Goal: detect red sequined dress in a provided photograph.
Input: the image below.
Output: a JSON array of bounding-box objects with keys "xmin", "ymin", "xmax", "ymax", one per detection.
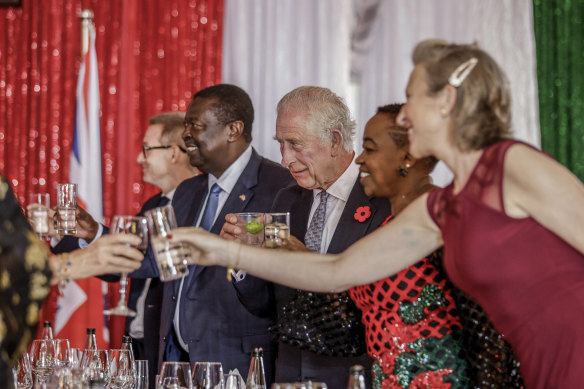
[
  {"xmin": 349, "ymin": 215, "xmax": 470, "ymax": 389},
  {"xmin": 426, "ymin": 139, "xmax": 584, "ymax": 389}
]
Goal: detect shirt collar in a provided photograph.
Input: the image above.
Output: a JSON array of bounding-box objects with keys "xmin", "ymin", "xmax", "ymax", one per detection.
[
  {"xmin": 313, "ymin": 158, "xmax": 359, "ymax": 202},
  {"xmin": 208, "ymin": 145, "xmax": 253, "ymax": 194}
]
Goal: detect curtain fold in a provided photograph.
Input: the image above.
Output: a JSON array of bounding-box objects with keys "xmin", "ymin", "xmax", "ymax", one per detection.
[
  {"xmin": 0, "ymin": 0, "xmax": 223, "ymax": 219},
  {"xmin": 533, "ymin": 0, "xmax": 584, "ymax": 182}
]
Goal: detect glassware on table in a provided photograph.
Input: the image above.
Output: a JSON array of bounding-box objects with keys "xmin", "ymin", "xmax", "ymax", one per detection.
[
  {"xmin": 270, "ymin": 384, "xmax": 308, "ymax": 389},
  {"xmin": 264, "ymin": 212, "xmax": 290, "ymax": 248},
  {"xmin": 56, "ymin": 183, "xmax": 78, "ymax": 235},
  {"xmin": 157, "ymin": 362, "xmax": 192, "ymax": 389},
  {"xmin": 134, "ymin": 359, "xmax": 149, "ymax": 389},
  {"xmin": 224, "ymin": 372, "xmax": 245, "ymax": 389},
  {"xmin": 28, "ymin": 193, "xmax": 51, "ymax": 239},
  {"xmin": 305, "ymin": 383, "xmax": 327, "ymax": 389},
  {"xmin": 108, "ymin": 349, "xmax": 136, "ymax": 389},
  {"xmin": 234, "ymin": 212, "xmax": 265, "ymax": 246},
  {"xmin": 145, "ymin": 205, "xmax": 191, "ymax": 281},
  {"xmin": 69, "ymin": 347, "xmax": 83, "ymax": 369},
  {"xmin": 12, "ymin": 352, "xmax": 33, "ymax": 389},
  {"xmin": 192, "ymin": 362, "xmax": 224, "ymax": 389},
  {"xmin": 80, "ymin": 349, "xmax": 110, "ymax": 380},
  {"xmin": 52, "ymin": 338, "xmax": 72, "ymax": 368},
  {"xmin": 29, "ymin": 339, "xmax": 55, "ymax": 386},
  {"xmin": 46, "ymin": 366, "xmax": 74, "ymax": 388},
  {"xmin": 104, "ymin": 215, "xmax": 148, "ymax": 316}
]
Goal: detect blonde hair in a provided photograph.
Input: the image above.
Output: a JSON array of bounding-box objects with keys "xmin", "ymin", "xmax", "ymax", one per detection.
[{"xmin": 413, "ymin": 39, "xmax": 512, "ymax": 151}]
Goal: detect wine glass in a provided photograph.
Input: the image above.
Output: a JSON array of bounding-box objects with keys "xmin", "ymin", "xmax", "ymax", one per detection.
[
  {"xmin": 157, "ymin": 362, "xmax": 192, "ymax": 389},
  {"xmin": 192, "ymin": 362, "xmax": 223, "ymax": 389},
  {"xmin": 12, "ymin": 352, "xmax": 33, "ymax": 388},
  {"xmin": 104, "ymin": 215, "xmax": 148, "ymax": 316},
  {"xmin": 80, "ymin": 349, "xmax": 110, "ymax": 379},
  {"xmin": 52, "ymin": 338, "xmax": 71, "ymax": 368},
  {"xmin": 69, "ymin": 347, "xmax": 83, "ymax": 368},
  {"xmin": 108, "ymin": 349, "xmax": 136, "ymax": 389},
  {"xmin": 29, "ymin": 339, "xmax": 55, "ymax": 387}
]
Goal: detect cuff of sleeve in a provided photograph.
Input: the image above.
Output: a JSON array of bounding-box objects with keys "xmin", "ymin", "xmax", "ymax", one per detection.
[{"xmin": 79, "ymin": 223, "xmax": 104, "ymax": 248}]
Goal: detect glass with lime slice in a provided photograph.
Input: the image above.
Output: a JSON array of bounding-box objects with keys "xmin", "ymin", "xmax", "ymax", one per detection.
[{"xmin": 235, "ymin": 212, "xmax": 265, "ymax": 246}]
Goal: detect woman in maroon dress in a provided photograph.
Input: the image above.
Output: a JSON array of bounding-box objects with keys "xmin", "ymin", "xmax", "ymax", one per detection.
[{"xmin": 169, "ymin": 40, "xmax": 584, "ymax": 388}]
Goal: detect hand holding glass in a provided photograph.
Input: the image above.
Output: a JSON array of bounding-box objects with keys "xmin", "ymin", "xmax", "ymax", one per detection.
[
  {"xmin": 56, "ymin": 183, "xmax": 78, "ymax": 235},
  {"xmin": 104, "ymin": 215, "xmax": 148, "ymax": 316},
  {"xmin": 145, "ymin": 205, "xmax": 190, "ymax": 281},
  {"xmin": 28, "ymin": 193, "xmax": 51, "ymax": 239},
  {"xmin": 264, "ymin": 212, "xmax": 290, "ymax": 248}
]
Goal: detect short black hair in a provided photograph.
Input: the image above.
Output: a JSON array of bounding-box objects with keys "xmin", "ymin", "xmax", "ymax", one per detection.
[{"xmin": 193, "ymin": 84, "xmax": 254, "ymax": 143}]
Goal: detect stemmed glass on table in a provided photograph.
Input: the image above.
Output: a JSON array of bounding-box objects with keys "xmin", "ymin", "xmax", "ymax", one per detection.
[
  {"xmin": 104, "ymin": 215, "xmax": 148, "ymax": 316},
  {"xmin": 29, "ymin": 339, "xmax": 55, "ymax": 387},
  {"xmin": 192, "ymin": 362, "xmax": 224, "ymax": 389},
  {"xmin": 108, "ymin": 349, "xmax": 136, "ymax": 389}
]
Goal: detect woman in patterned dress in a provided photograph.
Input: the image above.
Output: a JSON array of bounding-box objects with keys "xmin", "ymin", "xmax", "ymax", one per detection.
[{"xmin": 168, "ymin": 40, "xmax": 584, "ymax": 388}]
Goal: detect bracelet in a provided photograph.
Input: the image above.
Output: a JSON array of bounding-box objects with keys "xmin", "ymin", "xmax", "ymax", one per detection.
[
  {"xmin": 57, "ymin": 254, "xmax": 72, "ymax": 295},
  {"xmin": 226, "ymin": 241, "xmax": 242, "ymax": 282}
]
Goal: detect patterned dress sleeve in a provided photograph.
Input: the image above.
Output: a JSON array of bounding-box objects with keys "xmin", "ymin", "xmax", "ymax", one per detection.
[{"xmin": 0, "ymin": 176, "xmax": 51, "ymax": 387}]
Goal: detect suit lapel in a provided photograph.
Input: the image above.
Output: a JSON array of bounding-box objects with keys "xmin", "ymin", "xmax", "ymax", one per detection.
[
  {"xmin": 289, "ymin": 188, "xmax": 313, "ymax": 245},
  {"xmin": 327, "ymin": 178, "xmax": 379, "ymax": 254},
  {"xmin": 189, "ymin": 150, "xmax": 262, "ymax": 282}
]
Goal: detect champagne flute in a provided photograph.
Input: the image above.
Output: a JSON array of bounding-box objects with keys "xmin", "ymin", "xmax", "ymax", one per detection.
[
  {"xmin": 104, "ymin": 215, "xmax": 148, "ymax": 316},
  {"xmin": 29, "ymin": 339, "xmax": 55, "ymax": 387}
]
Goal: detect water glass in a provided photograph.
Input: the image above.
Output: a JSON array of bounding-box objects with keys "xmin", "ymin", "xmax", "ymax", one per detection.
[
  {"xmin": 69, "ymin": 347, "xmax": 83, "ymax": 369},
  {"xmin": 29, "ymin": 339, "xmax": 55, "ymax": 386},
  {"xmin": 79, "ymin": 349, "xmax": 110, "ymax": 379},
  {"xmin": 12, "ymin": 352, "xmax": 33, "ymax": 388},
  {"xmin": 56, "ymin": 183, "xmax": 78, "ymax": 235},
  {"xmin": 52, "ymin": 338, "xmax": 71, "ymax": 368},
  {"xmin": 234, "ymin": 212, "xmax": 265, "ymax": 246},
  {"xmin": 224, "ymin": 372, "xmax": 245, "ymax": 389},
  {"xmin": 134, "ymin": 359, "xmax": 149, "ymax": 389},
  {"xmin": 264, "ymin": 212, "xmax": 290, "ymax": 248},
  {"xmin": 108, "ymin": 349, "xmax": 136, "ymax": 388},
  {"xmin": 157, "ymin": 362, "xmax": 192, "ymax": 389},
  {"xmin": 192, "ymin": 362, "xmax": 223, "ymax": 389},
  {"xmin": 28, "ymin": 193, "xmax": 50, "ymax": 238},
  {"xmin": 145, "ymin": 205, "xmax": 191, "ymax": 281}
]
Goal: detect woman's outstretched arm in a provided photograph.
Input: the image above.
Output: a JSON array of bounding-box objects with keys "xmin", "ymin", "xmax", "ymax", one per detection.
[{"xmin": 170, "ymin": 194, "xmax": 443, "ymax": 292}]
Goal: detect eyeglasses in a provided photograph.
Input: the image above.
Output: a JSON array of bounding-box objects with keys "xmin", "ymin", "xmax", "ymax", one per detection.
[{"xmin": 142, "ymin": 145, "xmax": 187, "ymax": 158}]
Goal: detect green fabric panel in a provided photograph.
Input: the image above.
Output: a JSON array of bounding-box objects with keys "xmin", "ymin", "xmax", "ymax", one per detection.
[{"xmin": 533, "ymin": 0, "xmax": 584, "ymax": 182}]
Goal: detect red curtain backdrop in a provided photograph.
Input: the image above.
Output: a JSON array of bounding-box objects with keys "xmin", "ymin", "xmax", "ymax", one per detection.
[{"xmin": 0, "ymin": 0, "xmax": 223, "ymax": 346}]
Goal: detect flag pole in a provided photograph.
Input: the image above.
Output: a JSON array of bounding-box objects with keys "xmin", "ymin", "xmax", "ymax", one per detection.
[{"xmin": 79, "ymin": 9, "xmax": 94, "ymax": 57}]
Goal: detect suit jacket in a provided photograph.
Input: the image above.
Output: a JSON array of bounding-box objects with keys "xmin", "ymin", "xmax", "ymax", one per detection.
[
  {"xmin": 235, "ymin": 177, "xmax": 391, "ymax": 388},
  {"xmin": 131, "ymin": 148, "xmax": 293, "ymax": 384}
]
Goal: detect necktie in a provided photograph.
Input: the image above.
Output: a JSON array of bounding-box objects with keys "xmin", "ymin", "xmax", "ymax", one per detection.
[
  {"xmin": 304, "ymin": 191, "xmax": 330, "ymax": 253},
  {"xmin": 199, "ymin": 183, "xmax": 222, "ymax": 231}
]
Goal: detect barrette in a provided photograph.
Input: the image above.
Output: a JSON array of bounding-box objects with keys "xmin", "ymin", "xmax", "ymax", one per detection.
[{"xmin": 448, "ymin": 57, "xmax": 478, "ymax": 87}]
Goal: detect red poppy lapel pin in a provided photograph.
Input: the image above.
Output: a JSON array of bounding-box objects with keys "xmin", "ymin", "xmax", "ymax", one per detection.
[{"xmin": 354, "ymin": 205, "xmax": 371, "ymax": 222}]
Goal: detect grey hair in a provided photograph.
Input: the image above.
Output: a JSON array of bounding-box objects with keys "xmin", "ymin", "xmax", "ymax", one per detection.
[{"xmin": 276, "ymin": 86, "xmax": 355, "ymax": 152}]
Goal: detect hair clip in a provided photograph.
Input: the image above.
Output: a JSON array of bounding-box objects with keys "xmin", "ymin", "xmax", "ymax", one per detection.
[{"xmin": 448, "ymin": 57, "xmax": 478, "ymax": 87}]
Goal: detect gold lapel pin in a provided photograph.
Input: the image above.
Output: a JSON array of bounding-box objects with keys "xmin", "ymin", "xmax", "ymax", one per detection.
[{"xmin": 239, "ymin": 194, "xmax": 246, "ymax": 201}]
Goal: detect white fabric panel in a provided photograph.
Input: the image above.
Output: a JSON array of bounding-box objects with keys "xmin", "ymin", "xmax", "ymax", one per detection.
[
  {"xmin": 222, "ymin": 0, "xmax": 540, "ymax": 187},
  {"xmin": 222, "ymin": 0, "xmax": 353, "ymax": 164}
]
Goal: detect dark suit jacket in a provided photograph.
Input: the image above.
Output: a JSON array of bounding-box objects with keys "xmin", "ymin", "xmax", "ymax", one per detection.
[
  {"xmin": 235, "ymin": 177, "xmax": 391, "ymax": 388},
  {"xmin": 130, "ymin": 148, "xmax": 294, "ymax": 385}
]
